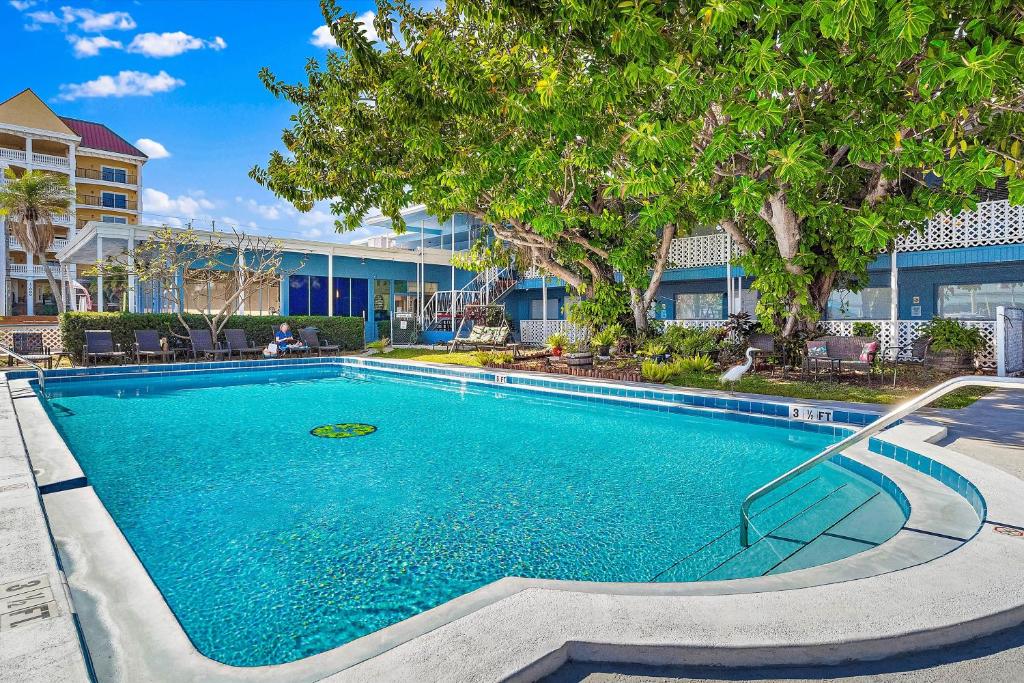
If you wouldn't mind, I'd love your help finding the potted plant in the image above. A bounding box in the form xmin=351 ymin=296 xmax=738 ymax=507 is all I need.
xmin=591 ymin=324 xmax=623 ymax=359
xmin=546 ymin=331 xmax=569 ymax=357
xmin=564 ymin=340 xmax=594 ymax=367
xmin=919 ymin=318 xmax=984 ymax=371
xmin=638 ymin=339 xmax=670 ymax=364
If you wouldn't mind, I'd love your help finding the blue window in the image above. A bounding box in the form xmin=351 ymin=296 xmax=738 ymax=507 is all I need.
xmin=333 ymin=277 xmax=351 ymax=316
xmin=288 ymin=275 xmax=309 ymax=315
xmin=350 ymin=279 xmax=369 ymax=319
xmin=309 ymin=276 xmax=329 ymax=315
xmin=102 ymin=166 xmax=127 ymax=183
xmin=101 ymin=192 xmax=127 ymax=209
xmin=101 ymin=215 xmax=127 ymax=224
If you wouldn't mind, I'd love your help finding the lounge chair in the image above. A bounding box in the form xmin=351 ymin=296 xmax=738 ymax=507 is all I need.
xmin=188 ymin=329 xmax=231 ymax=360
xmin=447 ymin=325 xmax=485 ymax=352
xmin=6 ymin=332 xmax=54 ymax=369
xmin=83 ymin=330 xmax=128 ymax=366
xmin=448 ymin=324 xmax=510 ymax=352
xmin=134 ymin=330 xmax=178 ymax=363
xmin=269 ymin=326 xmax=311 ymax=355
xmin=298 ymin=327 xmax=340 ymax=356
xmin=224 ymin=328 xmax=263 ymax=357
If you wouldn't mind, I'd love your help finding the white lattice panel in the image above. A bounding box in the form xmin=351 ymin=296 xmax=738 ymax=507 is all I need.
xmin=668 ymin=233 xmax=731 ymax=268
xmin=896 ymin=200 xmax=1024 ymax=252
xmin=0 ymin=324 xmax=63 ymax=351
xmin=663 ymin=319 xmax=728 ymax=330
xmin=518 ymin=320 xmax=587 ymax=344
xmin=997 ymin=307 xmax=1023 ymax=376
xmin=817 ymin=319 xmax=996 ymax=369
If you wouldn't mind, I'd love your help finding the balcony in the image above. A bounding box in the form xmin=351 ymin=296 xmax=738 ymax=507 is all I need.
xmin=896 ymin=199 xmax=1024 ymax=252
xmin=76 ymin=167 xmax=138 ymax=185
xmin=668 ymin=232 xmax=732 ymax=268
xmin=8 ymin=262 xmax=63 ymax=278
xmin=77 ymin=195 xmax=138 ymax=211
xmin=7 ymin=236 xmax=70 ymax=253
xmin=0 ymin=147 xmax=28 ymax=164
xmin=31 ymin=151 xmax=71 ymax=169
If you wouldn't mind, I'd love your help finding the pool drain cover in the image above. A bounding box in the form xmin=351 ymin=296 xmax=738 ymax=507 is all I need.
xmin=310 ymin=423 xmax=377 ymax=439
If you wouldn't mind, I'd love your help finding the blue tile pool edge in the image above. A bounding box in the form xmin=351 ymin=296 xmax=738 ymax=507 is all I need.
xmin=868 ymin=437 xmax=986 ymax=521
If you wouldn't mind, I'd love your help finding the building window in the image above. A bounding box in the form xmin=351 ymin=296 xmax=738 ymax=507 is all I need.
xmin=101 ymin=215 xmax=127 ymax=224
xmin=101 ymin=192 xmax=127 ymax=209
xmin=101 ymin=166 xmax=127 ymax=184
xmin=674 ymin=292 xmax=725 ymax=320
xmin=529 ymin=298 xmax=560 ymax=319
xmin=826 ymin=287 xmax=892 ymax=320
xmin=938 ymin=282 xmax=1024 ymax=319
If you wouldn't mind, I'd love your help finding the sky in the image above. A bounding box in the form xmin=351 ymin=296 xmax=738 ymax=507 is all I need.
xmin=0 ymin=0 xmax=387 ymax=243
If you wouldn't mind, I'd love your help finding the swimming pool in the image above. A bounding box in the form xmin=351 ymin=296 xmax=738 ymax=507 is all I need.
xmin=41 ymin=364 xmax=906 ymax=666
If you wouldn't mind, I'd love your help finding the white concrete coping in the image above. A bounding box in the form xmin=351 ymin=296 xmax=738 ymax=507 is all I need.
xmin=8 ymin=368 xmax=1024 ymax=682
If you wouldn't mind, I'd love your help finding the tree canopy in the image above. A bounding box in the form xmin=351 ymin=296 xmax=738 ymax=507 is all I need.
xmin=255 ymin=0 xmax=1024 ymax=334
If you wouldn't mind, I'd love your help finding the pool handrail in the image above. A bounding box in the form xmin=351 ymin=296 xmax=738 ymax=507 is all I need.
xmin=739 ymin=375 xmax=1024 ymax=546
xmin=1 ymin=344 xmax=47 ymax=395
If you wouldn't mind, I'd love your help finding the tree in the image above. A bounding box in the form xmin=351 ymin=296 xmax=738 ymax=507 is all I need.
xmin=0 ymin=169 xmax=73 ymax=314
xmin=252 ymin=0 xmax=706 ymax=332
xmin=493 ymin=0 xmax=1022 ymax=335
xmin=97 ymin=227 xmax=297 ymax=339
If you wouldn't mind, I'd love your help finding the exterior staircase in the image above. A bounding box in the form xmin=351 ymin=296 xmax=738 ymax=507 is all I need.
xmin=423 ymin=264 xmax=519 ymax=332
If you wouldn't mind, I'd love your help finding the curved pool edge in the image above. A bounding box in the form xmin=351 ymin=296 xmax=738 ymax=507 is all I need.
xmin=7 ymin=364 xmax=1023 ymax=682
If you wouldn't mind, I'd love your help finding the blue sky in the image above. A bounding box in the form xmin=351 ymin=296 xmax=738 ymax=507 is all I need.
xmin=1 ymin=0 xmax=386 ymax=243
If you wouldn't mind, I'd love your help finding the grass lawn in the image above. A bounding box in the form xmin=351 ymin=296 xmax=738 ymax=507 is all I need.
xmin=376 ymin=348 xmax=989 ymax=409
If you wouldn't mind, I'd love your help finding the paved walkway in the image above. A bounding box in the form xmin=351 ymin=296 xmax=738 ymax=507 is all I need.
xmin=544 ymin=389 xmax=1024 ymax=683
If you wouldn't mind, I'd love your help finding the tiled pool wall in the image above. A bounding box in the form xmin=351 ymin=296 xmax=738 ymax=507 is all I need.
xmin=11 ymin=355 xmax=874 ymax=438
xmin=868 ymin=437 xmax=987 ymax=521
xmin=828 ymin=453 xmax=912 ymax=518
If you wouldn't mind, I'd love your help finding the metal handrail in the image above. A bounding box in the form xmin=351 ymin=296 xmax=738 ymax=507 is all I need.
xmin=739 ymin=375 xmax=1024 ymax=546
xmin=1 ymin=345 xmax=47 ymax=395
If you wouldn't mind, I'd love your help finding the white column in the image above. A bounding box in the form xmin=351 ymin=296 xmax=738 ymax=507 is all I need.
xmin=418 ymin=222 xmax=424 ymax=329
xmin=127 ymin=228 xmax=137 ymax=312
xmin=96 ymin=234 xmax=105 ymax=311
xmin=26 ymin=280 xmax=35 ymax=316
xmin=24 ymin=138 xmax=32 ymax=171
xmin=327 ymin=248 xmax=334 ymax=317
xmin=450 ymin=216 xmax=456 ymax=331
xmin=890 ymin=244 xmax=899 ymax=346
xmin=0 ymin=221 xmax=6 ymax=316
xmin=541 ymin=274 xmax=548 ymax=339
xmin=996 ymin=305 xmax=1007 ymax=377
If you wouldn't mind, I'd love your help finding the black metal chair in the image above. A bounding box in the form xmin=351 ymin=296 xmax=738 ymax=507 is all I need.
xmin=83 ymin=330 xmax=128 ymax=366
xmin=298 ymin=327 xmax=340 ymax=356
xmin=883 ymin=336 xmax=931 ymax=387
xmin=223 ymin=329 xmax=263 ymax=357
xmin=134 ymin=330 xmax=178 ymax=363
xmin=187 ymin=329 xmax=231 ymax=360
xmin=7 ymin=332 xmax=54 ymax=369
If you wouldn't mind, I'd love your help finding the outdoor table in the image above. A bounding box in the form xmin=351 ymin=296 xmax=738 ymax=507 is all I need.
xmin=808 ymin=356 xmax=842 ymax=380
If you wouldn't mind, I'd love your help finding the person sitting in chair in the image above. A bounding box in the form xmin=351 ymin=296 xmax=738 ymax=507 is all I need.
xmin=273 ymin=323 xmax=306 ymax=353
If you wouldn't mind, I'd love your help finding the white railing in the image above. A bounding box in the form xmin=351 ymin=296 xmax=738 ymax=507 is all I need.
xmin=519 ymin=319 xmax=588 ymax=344
xmin=0 ymin=148 xmax=28 ymax=163
xmin=817 ymin=319 xmax=998 ymax=369
xmin=6 ymin=237 xmax=69 ymax=252
xmin=30 ymin=151 xmax=71 ymax=169
xmin=422 ymin=264 xmax=518 ymax=330
xmin=668 ymin=233 xmax=731 ymax=268
xmin=8 ymin=262 xmax=62 ymax=278
xmin=896 ymin=200 xmax=1024 ymax=252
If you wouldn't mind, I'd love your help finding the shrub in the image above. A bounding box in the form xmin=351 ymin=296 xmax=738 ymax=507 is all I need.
xmin=638 ymin=340 xmax=668 ymax=358
xmin=476 ymin=350 xmax=513 ymax=366
xmin=661 ymin=324 xmax=725 ymax=357
xmin=641 ymin=359 xmax=677 ymax=382
xmin=919 ymin=318 xmax=985 ymax=352
xmin=546 ymin=331 xmax=569 ymax=351
xmin=376 ymin=320 xmax=390 ymax=341
xmin=676 ymin=354 xmax=716 ymax=373
xmin=852 ymin=322 xmax=880 ymax=337
xmin=367 ymin=337 xmax=390 ymax=352
xmin=591 ymin=324 xmax=623 ymax=351
xmin=59 ymin=312 xmax=364 ymax=359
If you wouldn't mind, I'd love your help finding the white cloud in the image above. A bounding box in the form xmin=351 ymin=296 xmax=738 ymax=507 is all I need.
xmin=235 ymin=197 xmax=286 ymax=221
xmin=67 ymin=34 xmax=122 ymax=57
xmin=134 ymin=138 xmax=170 ymax=159
xmin=297 ymin=208 xmax=337 ymax=227
xmin=143 ymin=188 xmax=215 ymax=217
xmin=56 ymin=70 xmax=184 ymax=101
xmin=24 ymin=9 xmax=61 ymax=29
xmin=311 ymin=11 xmax=378 ymax=48
xmin=126 ymin=31 xmax=227 ymax=58
xmin=9 ymin=1 xmax=36 ymax=11
xmin=63 ymin=7 xmax=136 ymax=32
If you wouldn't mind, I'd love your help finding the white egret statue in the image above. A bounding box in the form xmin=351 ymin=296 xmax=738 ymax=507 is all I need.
xmin=721 ymin=347 xmax=760 ymax=383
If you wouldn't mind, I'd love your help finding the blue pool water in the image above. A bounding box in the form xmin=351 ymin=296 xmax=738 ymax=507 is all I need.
xmin=43 ymin=366 xmax=898 ymax=666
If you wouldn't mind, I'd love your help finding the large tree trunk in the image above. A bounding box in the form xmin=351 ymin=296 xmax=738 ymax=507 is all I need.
xmin=39 ymin=259 xmax=66 ymax=315
xmin=628 ymin=224 xmax=677 ymax=334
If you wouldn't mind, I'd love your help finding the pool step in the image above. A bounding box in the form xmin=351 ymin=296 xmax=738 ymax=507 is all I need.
xmin=652 ymin=465 xmax=903 ymax=583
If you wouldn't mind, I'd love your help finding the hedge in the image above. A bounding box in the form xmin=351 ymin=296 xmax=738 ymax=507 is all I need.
xmin=59 ymin=312 xmax=365 ymax=359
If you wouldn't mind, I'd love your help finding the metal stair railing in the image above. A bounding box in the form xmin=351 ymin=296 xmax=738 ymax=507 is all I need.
xmin=739 ymin=375 xmax=1024 ymax=546
xmin=1 ymin=345 xmax=47 ymax=395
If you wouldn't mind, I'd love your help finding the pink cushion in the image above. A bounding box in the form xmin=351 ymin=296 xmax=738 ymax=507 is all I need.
xmin=859 ymin=341 xmax=880 ymax=362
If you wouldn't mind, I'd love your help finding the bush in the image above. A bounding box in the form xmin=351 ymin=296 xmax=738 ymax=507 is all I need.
xmin=476 ymin=350 xmax=513 ymax=366
xmin=661 ymin=324 xmax=725 ymax=357
xmin=641 ymin=359 xmax=677 ymax=382
xmin=676 ymin=354 xmax=716 ymax=373
xmin=852 ymin=321 xmax=880 ymax=337
xmin=919 ymin=317 xmax=985 ymax=352
xmin=376 ymin=320 xmax=390 ymax=341
xmin=59 ymin=312 xmax=364 ymax=359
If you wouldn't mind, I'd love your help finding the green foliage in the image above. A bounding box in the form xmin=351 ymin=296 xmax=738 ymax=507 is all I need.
xmin=676 ymin=354 xmax=717 ymax=374
xmin=59 ymin=312 xmax=363 ymax=359
xmin=476 ymin=350 xmax=514 ymax=366
xmin=919 ymin=318 xmax=986 ymax=352
xmin=660 ymin=325 xmax=726 ymax=357
xmin=641 ymin=359 xmax=677 ymax=383
xmin=852 ymin=322 xmax=881 ymax=338
xmin=638 ymin=340 xmax=669 ymax=358
xmin=546 ymin=332 xmax=569 ymax=351
xmin=367 ymin=337 xmax=390 ymax=351
xmin=591 ymin=323 xmax=624 ymax=350
xmin=376 ymin=320 xmax=390 ymax=341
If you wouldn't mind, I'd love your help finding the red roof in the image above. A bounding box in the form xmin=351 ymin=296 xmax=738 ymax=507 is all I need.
xmin=59 ymin=117 xmax=147 ymax=158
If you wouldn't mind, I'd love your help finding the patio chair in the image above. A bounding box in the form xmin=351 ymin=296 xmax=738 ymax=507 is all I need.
xmin=447 ymin=325 xmax=484 ymax=352
xmin=188 ymin=329 xmax=231 ymax=360
xmin=223 ymin=329 xmax=263 ymax=358
xmin=883 ymin=335 xmax=931 ymax=387
xmin=747 ymin=333 xmax=782 ymax=374
xmin=134 ymin=330 xmax=178 ymax=364
xmin=7 ymin=332 xmax=54 ymax=369
xmin=298 ymin=327 xmax=340 ymax=356
xmin=83 ymin=330 xmax=128 ymax=366
xmin=267 ymin=326 xmax=312 ymax=356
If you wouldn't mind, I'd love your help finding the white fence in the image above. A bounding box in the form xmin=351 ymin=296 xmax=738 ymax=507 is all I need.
xmin=0 ymin=324 xmax=62 ymax=351
xmin=518 ymin=320 xmax=587 ymax=344
xmin=819 ymin=319 xmax=999 ymax=370
xmin=996 ymin=307 xmax=1023 ymax=377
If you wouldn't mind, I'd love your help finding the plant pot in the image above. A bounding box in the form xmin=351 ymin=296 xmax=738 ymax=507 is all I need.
xmin=551 ymin=348 xmax=563 ymax=357
xmin=929 ymin=349 xmax=973 ymax=372
xmin=597 ymin=344 xmax=611 ymax=357
xmin=565 ymin=352 xmax=593 ymax=367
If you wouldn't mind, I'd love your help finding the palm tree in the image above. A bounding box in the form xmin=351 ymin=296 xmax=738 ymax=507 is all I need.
xmin=0 ymin=169 xmax=74 ymax=314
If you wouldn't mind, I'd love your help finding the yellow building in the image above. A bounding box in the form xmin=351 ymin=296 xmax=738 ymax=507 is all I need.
xmin=0 ymin=88 xmax=147 ymax=316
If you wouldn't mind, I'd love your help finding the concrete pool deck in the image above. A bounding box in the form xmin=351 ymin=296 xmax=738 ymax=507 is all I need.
xmin=2 ymin=362 xmax=1024 ymax=682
